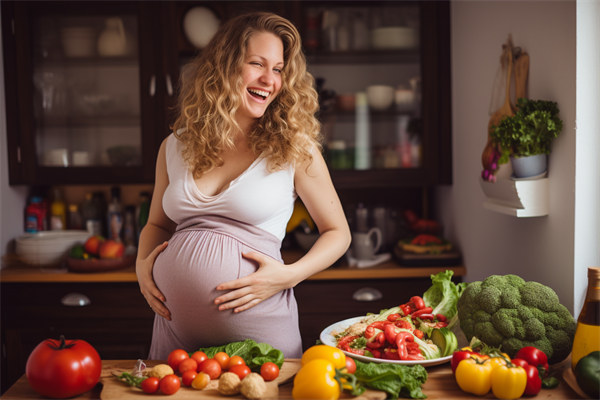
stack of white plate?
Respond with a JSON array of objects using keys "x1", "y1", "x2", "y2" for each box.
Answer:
[{"x1": 16, "y1": 230, "x2": 90, "y2": 267}]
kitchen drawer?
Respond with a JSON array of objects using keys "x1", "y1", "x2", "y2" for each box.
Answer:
[
  {"x1": 294, "y1": 277, "x2": 434, "y2": 350},
  {"x1": 2, "y1": 282, "x2": 152, "y2": 321}
]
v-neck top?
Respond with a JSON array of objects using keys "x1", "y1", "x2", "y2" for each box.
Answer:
[{"x1": 162, "y1": 133, "x2": 297, "y2": 240}]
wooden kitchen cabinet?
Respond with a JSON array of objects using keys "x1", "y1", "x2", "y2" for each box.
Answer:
[
  {"x1": 1, "y1": 1, "x2": 170, "y2": 184},
  {"x1": 2, "y1": 0, "x2": 450, "y2": 189},
  {"x1": 0, "y1": 281, "x2": 154, "y2": 394}
]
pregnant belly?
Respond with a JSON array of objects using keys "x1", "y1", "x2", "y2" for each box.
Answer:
[{"x1": 152, "y1": 227, "x2": 290, "y2": 347}]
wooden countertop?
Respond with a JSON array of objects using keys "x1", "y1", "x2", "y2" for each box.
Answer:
[
  {"x1": 1, "y1": 251, "x2": 465, "y2": 283},
  {"x1": 1, "y1": 359, "x2": 580, "y2": 399}
]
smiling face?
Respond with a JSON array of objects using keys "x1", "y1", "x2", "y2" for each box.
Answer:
[{"x1": 236, "y1": 31, "x2": 284, "y2": 130}]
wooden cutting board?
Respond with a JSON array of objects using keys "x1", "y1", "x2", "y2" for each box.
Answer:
[{"x1": 100, "y1": 359, "x2": 301, "y2": 399}]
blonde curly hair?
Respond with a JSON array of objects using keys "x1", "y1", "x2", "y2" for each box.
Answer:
[{"x1": 172, "y1": 11, "x2": 321, "y2": 177}]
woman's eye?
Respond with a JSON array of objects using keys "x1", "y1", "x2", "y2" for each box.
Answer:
[
  {"x1": 250, "y1": 61, "x2": 262, "y2": 67},
  {"x1": 273, "y1": 68, "x2": 282, "y2": 74}
]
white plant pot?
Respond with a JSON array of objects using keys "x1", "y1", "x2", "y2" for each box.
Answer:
[{"x1": 510, "y1": 153, "x2": 548, "y2": 178}]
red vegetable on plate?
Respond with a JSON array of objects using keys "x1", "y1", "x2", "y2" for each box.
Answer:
[{"x1": 26, "y1": 335, "x2": 102, "y2": 399}]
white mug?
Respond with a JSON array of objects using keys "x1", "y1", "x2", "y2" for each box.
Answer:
[{"x1": 352, "y1": 227, "x2": 382, "y2": 260}]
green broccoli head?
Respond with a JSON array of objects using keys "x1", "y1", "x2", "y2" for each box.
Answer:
[{"x1": 457, "y1": 274, "x2": 576, "y2": 364}]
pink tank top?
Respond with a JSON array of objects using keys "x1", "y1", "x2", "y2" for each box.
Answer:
[{"x1": 162, "y1": 134, "x2": 297, "y2": 240}]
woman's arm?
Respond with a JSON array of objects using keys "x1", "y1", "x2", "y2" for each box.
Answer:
[
  {"x1": 214, "y1": 148, "x2": 351, "y2": 312},
  {"x1": 286, "y1": 148, "x2": 352, "y2": 284},
  {"x1": 136, "y1": 138, "x2": 177, "y2": 320}
]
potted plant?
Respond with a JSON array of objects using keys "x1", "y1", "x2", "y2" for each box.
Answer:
[{"x1": 490, "y1": 98, "x2": 563, "y2": 178}]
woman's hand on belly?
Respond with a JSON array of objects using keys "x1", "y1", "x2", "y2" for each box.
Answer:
[
  {"x1": 136, "y1": 241, "x2": 171, "y2": 320},
  {"x1": 214, "y1": 252, "x2": 295, "y2": 313}
]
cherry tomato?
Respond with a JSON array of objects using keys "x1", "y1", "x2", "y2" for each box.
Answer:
[
  {"x1": 227, "y1": 355, "x2": 246, "y2": 369},
  {"x1": 198, "y1": 358, "x2": 222, "y2": 380},
  {"x1": 214, "y1": 351, "x2": 230, "y2": 369},
  {"x1": 191, "y1": 372, "x2": 211, "y2": 390},
  {"x1": 141, "y1": 377, "x2": 160, "y2": 394},
  {"x1": 229, "y1": 364, "x2": 251, "y2": 380},
  {"x1": 159, "y1": 374, "x2": 181, "y2": 395},
  {"x1": 25, "y1": 336, "x2": 102, "y2": 399},
  {"x1": 191, "y1": 351, "x2": 208, "y2": 368},
  {"x1": 167, "y1": 349, "x2": 189, "y2": 371},
  {"x1": 181, "y1": 369, "x2": 197, "y2": 387},
  {"x1": 178, "y1": 358, "x2": 198, "y2": 374},
  {"x1": 345, "y1": 356, "x2": 357, "y2": 374},
  {"x1": 260, "y1": 362, "x2": 280, "y2": 381}
]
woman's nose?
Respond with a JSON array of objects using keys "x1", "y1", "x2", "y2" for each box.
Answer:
[{"x1": 259, "y1": 69, "x2": 276, "y2": 85}]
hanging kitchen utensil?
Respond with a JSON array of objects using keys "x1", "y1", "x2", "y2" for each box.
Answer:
[
  {"x1": 513, "y1": 52, "x2": 530, "y2": 102},
  {"x1": 481, "y1": 38, "x2": 515, "y2": 174}
]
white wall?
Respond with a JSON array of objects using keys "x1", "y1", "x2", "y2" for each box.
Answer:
[{"x1": 439, "y1": 0, "x2": 583, "y2": 312}]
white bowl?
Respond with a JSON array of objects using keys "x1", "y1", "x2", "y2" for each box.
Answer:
[
  {"x1": 16, "y1": 230, "x2": 90, "y2": 266},
  {"x1": 371, "y1": 26, "x2": 418, "y2": 50},
  {"x1": 366, "y1": 85, "x2": 395, "y2": 110},
  {"x1": 182, "y1": 7, "x2": 220, "y2": 49},
  {"x1": 294, "y1": 231, "x2": 319, "y2": 252}
]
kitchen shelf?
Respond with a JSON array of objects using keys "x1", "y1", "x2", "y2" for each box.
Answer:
[
  {"x1": 306, "y1": 49, "x2": 420, "y2": 64},
  {"x1": 479, "y1": 176, "x2": 549, "y2": 217}
]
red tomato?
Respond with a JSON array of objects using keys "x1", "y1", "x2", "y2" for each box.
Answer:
[
  {"x1": 260, "y1": 362, "x2": 280, "y2": 381},
  {"x1": 181, "y1": 370, "x2": 198, "y2": 387},
  {"x1": 227, "y1": 355, "x2": 246, "y2": 369},
  {"x1": 515, "y1": 346, "x2": 549, "y2": 374},
  {"x1": 167, "y1": 349, "x2": 189, "y2": 371},
  {"x1": 191, "y1": 351, "x2": 208, "y2": 368},
  {"x1": 178, "y1": 358, "x2": 198, "y2": 374},
  {"x1": 345, "y1": 356, "x2": 357, "y2": 374},
  {"x1": 159, "y1": 374, "x2": 181, "y2": 395},
  {"x1": 198, "y1": 359, "x2": 222, "y2": 380},
  {"x1": 229, "y1": 364, "x2": 251, "y2": 380},
  {"x1": 451, "y1": 350, "x2": 475, "y2": 373},
  {"x1": 26, "y1": 335, "x2": 102, "y2": 398},
  {"x1": 214, "y1": 351, "x2": 230, "y2": 369},
  {"x1": 141, "y1": 377, "x2": 160, "y2": 394}
]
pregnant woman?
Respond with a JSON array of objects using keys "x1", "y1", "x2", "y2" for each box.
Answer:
[{"x1": 136, "y1": 12, "x2": 350, "y2": 360}]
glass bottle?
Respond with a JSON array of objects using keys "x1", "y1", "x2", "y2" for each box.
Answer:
[
  {"x1": 106, "y1": 186, "x2": 123, "y2": 242},
  {"x1": 81, "y1": 192, "x2": 102, "y2": 236},
  {"x1": 50, "y1": 187, "x2": 66, "y2": 230},
  {"x1": 67, "y1": 203, "x2": 83, "y2": 230},
  {"x1": 571, "y1": 267, "x2": 600, "y2": 369}
]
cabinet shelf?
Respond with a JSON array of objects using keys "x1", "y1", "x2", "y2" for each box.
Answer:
[
  {"x1": 480, "y1": 177, "x2": 549, "y2": 217},
  {"x1": 306, "y1": 49, "x2": 420, "y2": 64}
]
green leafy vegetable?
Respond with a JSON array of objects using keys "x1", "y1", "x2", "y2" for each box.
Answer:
[
  {"x1": 490, "y1": 98, "x2": 563, "y2": 163},
  {"x1": 353, "y1": 360, "x2": 428, "y2": 399},
  {"x1": 422, "y1": 270, "x2": 467, "y2": 329},
  {"x1": 195, "y1": 339, "x2": 284, "y2": 371}
]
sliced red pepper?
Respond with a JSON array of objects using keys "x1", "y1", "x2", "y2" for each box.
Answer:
[
  {"x1": 394, "y1": 319, "x2": 413, "y2": 330},
  {"x1": 435, "y1": 313, "x2": 447, "y2": 322},
  {"x1": 413, "y1": 329, "x2": 424, "y2": 339},
  {"x1": 410, "y1": 296, "x2": 426, "y2": 310},
  {"x1": 337, "y1": 335, "x2": 359, "y2": 351},
  {"x1": 387, "y1": 313, "x2": 401, "y2": 322},
  {"x1": 414, "y1": 313, "x2": 435, "y2": 321},
  {"x1": 410, "y1": 307, "x2": 433, "y2": 317},
  {"x1": 400, "y1": 304, "x2": 413, "y2": 316}
]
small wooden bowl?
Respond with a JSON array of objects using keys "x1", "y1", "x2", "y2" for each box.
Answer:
[{"x1": 66, "y1": 254, "x2": 135, "y2": 273}]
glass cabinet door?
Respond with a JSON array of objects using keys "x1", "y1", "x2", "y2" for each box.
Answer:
[{"x1": 32, "y1": 13, "x2": 141, "y2": 168}]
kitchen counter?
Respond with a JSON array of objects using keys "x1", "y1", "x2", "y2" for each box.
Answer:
[
  {"x1": 1, "y1": 359, "x2": 581, "y2": 399},
  {"x1": 1, "y1": 251, "x2": 465, "y2": 283}
]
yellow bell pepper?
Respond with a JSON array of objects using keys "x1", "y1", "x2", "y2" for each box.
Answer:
[
  {"x1": 491, "y1": 363, "x2": 527, "y2": 399},
  {"x1": 301, "y1": 345, "x2": 346, "y2": 369},
  {"x1": 455, "y1": 357, "x2": 493, "y2": 396},
  {"x1": 292, "y1": 359, "x2": 340, "y2": 400},
  {"x1": 488, "y1": 355, "x2": 509, "y2": 370}
]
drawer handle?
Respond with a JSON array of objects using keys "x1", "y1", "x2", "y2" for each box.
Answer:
[
  {"x1": 61, "y1": 293, "x2": 91, "y2": 307},
  {"x1": 352, "y1": 287, "x2": 383, "y2": 302}
]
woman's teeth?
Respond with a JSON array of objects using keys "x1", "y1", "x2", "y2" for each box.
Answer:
[{"x1": 248, "y1": 88, "x2": 269, "y2": 100}]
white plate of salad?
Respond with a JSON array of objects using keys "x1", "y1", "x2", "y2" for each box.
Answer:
[{"x1": 320, "y1": 316, "x2": 453, "y2": 367}]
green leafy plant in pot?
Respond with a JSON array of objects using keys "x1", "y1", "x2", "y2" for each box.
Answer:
[{"x1": 490, "y1": 98, "x2": 563, "y2": 178}]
